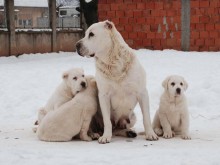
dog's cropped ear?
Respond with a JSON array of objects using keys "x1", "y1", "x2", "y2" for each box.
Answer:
[
  {"x1": 104, "y1": 20, "x2": 113, "y2": 30},
  {"x1": 183, "y1": 78, "x2": 188, "y2": 90},
  {"x1": 162, "y1": 76, "x2": 171, "y2": 90},
  {"x1": 62, "y1": 72, "x2": 69, "y2": 79}
]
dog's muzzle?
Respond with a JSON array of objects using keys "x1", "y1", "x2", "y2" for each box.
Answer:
[{"x1": 76, "y1": 42, "x2": 83, "y2": 56}]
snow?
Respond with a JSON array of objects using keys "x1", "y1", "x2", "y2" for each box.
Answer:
[{"x1": 0, "y1": 49, "x2": 220, "y2": 164}]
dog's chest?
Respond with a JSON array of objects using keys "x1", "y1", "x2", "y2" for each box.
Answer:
[{"x1": 166, "y1": 104, "x2": 182, "y2": 127}]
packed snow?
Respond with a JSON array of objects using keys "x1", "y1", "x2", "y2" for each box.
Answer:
[{"x1": 0, "y1": 49, "x2": 220, "y2": 165}]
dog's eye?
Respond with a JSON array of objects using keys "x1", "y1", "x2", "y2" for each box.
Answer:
[
  {"x1": 180, "y1": 82, "x2": 183, "y2": 86},
  {"x1": 73, "y1": 77, "x2": 77, "y2": 80},
  {"x1": 171, "y1": 82, "x2": 175, "y2": 86},
  {"x1": 82, "y1": 75, "x2": 84, "y2": 77},
  {"x1": 89, "y1": 32, "x2": 94, "y2": 38}
]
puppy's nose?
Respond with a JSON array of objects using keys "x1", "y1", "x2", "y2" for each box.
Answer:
[
  {"x1": 81, "y1": 81, "x2": 86, "y2": 88},
  {"x1": 176, "y1": 88, "x2": 181, "y2": 94},
  {"x1": 76, "y1": 42, "x2": 81, "y2": 50}
]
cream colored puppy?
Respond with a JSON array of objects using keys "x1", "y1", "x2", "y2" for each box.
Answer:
[
  {"x1": 37, "y1": 68, "x2": 87, "y2": 124},
  {"x1": 153, "y1": 75, "x2": 191, "y2": 140},
  {"x1": 37, "y1": 75, "x2": 98, "y2": 142}
]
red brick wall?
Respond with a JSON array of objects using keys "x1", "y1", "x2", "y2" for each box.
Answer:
[
  {"x1": 190, "y1": 0, "x2": 220, "y2": 51},
  {"x1": 98, "y1": 0, "x2": 220, "y2": 51}
]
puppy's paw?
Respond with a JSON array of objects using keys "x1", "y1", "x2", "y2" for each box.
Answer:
[
  {"x1": 81, "y1": 135, "x2": 93, "y2": 142},
  {"x1": 181, "y1": 134, "x2": 191, "y2": 140},
  {"x1": 145, "y1": 131, "x2": 159, "y2": 141},
  {"x1": 90, "y1": 133, "x2": 100, "y2": 140},
  {"x1": 98, "y1": 136, "x2": 111, "y2": 144},
  {"x1": 154, "y1": 128, "x2": 163, "y2": 136},
  {"x1": 163, "y1": 131, "x2": 174, "y2": 139}
]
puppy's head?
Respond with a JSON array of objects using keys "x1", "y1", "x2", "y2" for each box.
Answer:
[
  {"x1": 62, "y1": 68, "x2": 87, "y2": 95},
  {"x1": 76, "y1": 20, "x2": 115, "y2": 58},
  {"x1": 162, "y1": 75, "x2": 188, "y2": 98}
]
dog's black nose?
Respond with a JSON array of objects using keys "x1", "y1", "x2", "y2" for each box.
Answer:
[
  {"x1": 176, "y1": 88, "x2": 181, "y2": 94},
  {"x1": 81, "y1": 81, "x2": 86, "y2": 88}
]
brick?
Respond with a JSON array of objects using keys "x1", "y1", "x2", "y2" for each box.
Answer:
[
  {"x1": 128, "y1": 18, "x2": 135, "y2": 24},
  {"x1": 200, "y1": 1, "x2": 210, "y2": 8},
  {"x1": 121, "y1": 31, "x2": 128, "y2": 39},
  {"x1": 111, "y1": 18, "x2": 119, "y2": 25},
  {"x1": 166, "y1": 39, "x2": 177, "y2": 46},
  {"x1": 196, "y1": 24, "x2": 205, "y2": 30},
  {"x1": 190, "y1": 46, "x2": 199, "y2": 51},
  {"x1": 133, "y1": 11, "x2": 142, "y2": 17},
  {"x1": 143, "y1": 39, "x2": 151, "y2": 46},
  {"x1": 124, "y1": 25, "x2": 133, "y2": 32},
  {"x1": 150, "y1": 25, "x2": 158, "y2": 32},
  {"x1": 99, "y1": 11, "x2": 107, "y2": 17},
  {"x1": 210, "y1": 1, "x2": 220, "y2": 7},
  {"x1": 119, "y1": 4, "x2": 127, "y2": 10},
  {"x1": 107, "y1": 11, "x2": 115, "y2": 18},
  {"x1": 133, "y1": 25, "x2": 142, "y2": 32},
  {"x1": 212, "y1": 16, "x2": 220, "y2": 23},
  {"x1": 124, "y1": 11, "x2": 134, "y2": 17},
  {"x1": 155, "y1": 33, "x2": 163, "y2": 39},
  {"x1": 119, "y1": 18, "x2": 128, "y2": 24},
  {"x1": 209, "y1": 46, "x2": 219, "y2": 51},
  {"x1": 110, "y1": 4, "x2": 119, "y2": 10},
  {"x1": 200, "y1": 31, "x2": 209, "y2": 38},
  {"x1": 215, "y1": 39, "x2": 220, "y2": 46},
  {"x1": 137, "y1": 3, "x2": 146, "y2": 10},
  {"x1": 205, "y1": 39, "x2": 215, "y2": 46},
  {"x1": 143, "y1": 10, "x2": 151, "y2": 17},
  {"x1": 199, "y1": 16, "x2": 210, "y2": 23},
  {"x1": 125, "y1": 39, "x2": 133, "y2": 46},
  {"x1": 210, "y1": 31, "x2": 219, "y2": 38},
  {"x1": 129, "y1": 32, "x2": 138, "y2": 39},
  {"x1": 146, "y1": 17, "x2": 155, "y2": 24},
  {"x1": 158, "y1": 10, "x2": 166, "y2": 17},
  {"x1": 167, "y1": 10, "x2": 177, "y2": 17},
  {"x1": 155, "y1": 2, "x2": 163, "y2": 10},
  {"x1": 215, "y1": 24, "x2": 220, "y2": 30},
  {"x1": 136, "y1": 17, "x2": 145, "y2": 24},
  {"x1": 151, "y1": 10, "x2": 161, "y2": 17},
  {"x1": 147, "y1": 32, "x2": 156, "y2": 39},
  {"x1": 107, "y1": 0, "x2": 115, "y2": 3},
  {"x1": 196, "y1": 39, "x2": 204, "y2": 46},
  {"x1": 142, "y1": 24, "x2": 150, "y2": 31},
  {"x1": 133, "y1": 39, "x2": 143, "y2": 47},
  {"x1": 191, "y1": 31, "x2": 200, "y2": 39},
  {"x1": 206, "y1": 8, "x2": 215, "y2": 15},
  {"x1": 172, "y1": 1, "x2": 181, "y2": 8},
  {"x1": 137, "y1": 32, "x2": 147, "y2": 39},
  {"x1": 206, "y1": 24, "x2": 214, "y2": 31},
  {"x1": 116, "y1": 11, "x2": 124, "y2": 17},
  {"x1": 190, "y1": 23, "x2": 196, "y2": 30},
  {"x1": 99, "y1": 0, "x2": 107, "y2": 4},
  {"x1": 164, "y1": 3, "x2": 172, "y2": 9},
  {"x1": 145, "y1": 2, "x2": 155, "y2": 9},
  {"x1": 191, "y1": 1, "x2": 199, "y2": 8},
  {"x1": 127, "y1": 3, "x2": 137, "y2": 10},
  {"x1": 98, "y1": 4, "x2": 110, "y2": 11}
]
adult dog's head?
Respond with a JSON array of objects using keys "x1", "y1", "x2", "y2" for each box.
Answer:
[
  {"x1": 162, "y1": 75, "x2": 188, "y2": 98},
  {"x1": 76, "y1": 20, "x2": 120, "y2": 59}
]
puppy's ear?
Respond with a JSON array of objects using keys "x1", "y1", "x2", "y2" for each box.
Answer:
[
  {"x1": 62, "y1": 72, "x2": 68, "y2": 79},
  {"x1": 104, "y1": 20, "x2": 113, "y2": 30},
  {"x1": 183, "y1": 78, "x2": 188, "y2": 90},
  {"x1": 162, "y1": 76, "x2": 171, "y2": 90}
]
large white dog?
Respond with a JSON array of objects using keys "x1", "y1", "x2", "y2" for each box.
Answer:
[
  {"x1": 37, "y1": 75, "x2": 98, "y2": 142},
  {"x1": 37, "y1": 68, "x2": 87, "y2": 124},
  {"x1": 76, "y1": 20, "x2": 158, "y2": 143},
  {"x1": 152, "y1": 75, "x2": 191, "y2": 140}
]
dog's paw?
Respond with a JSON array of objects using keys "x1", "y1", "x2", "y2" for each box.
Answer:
[
  {"x1": 154, "y1": 128, "x2": 163, "y2": 136},
  {"x1": 81, "y1": 136, "x2": 93, "y2": 142},
  {"x1": 145, "y1": 131, "x2": 159, "y2": 141},
  {"x1": 181, "y1": 134, "x2": 191, "y2": 140},
  {"x1": 90, "y1": 133, "x2": 100, "y2": 140},
  {"x1": 98, "y1": 136, "x2": 111, "y2": 144},
  {"x1": 126, "y1": 130, "x2": 137, "y2": 138},
  {"x1": 163, "y1": 131, "x2": 174, "y2": 139}
]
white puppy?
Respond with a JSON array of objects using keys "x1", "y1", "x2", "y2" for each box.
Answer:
[
  {"x1": 76, "y1": 20, "x2": 158, "y2": 143},
  {"x1": 37, "y1": 68, "x2": 87, "y2": 124},
  {"x1": 152, "y1": 75, "x2": 191, "y2": 140},
  {"x1": 37, "y1": 75, "x2": 98, "y2": 142}
]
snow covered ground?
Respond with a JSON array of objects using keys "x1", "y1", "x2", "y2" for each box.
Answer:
[{"x1": 0, "y1": 49, "x2": 220, "y2": 165}]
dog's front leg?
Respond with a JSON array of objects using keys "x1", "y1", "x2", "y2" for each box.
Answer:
[
  {"x1": 98, "y1": 93, "x2": 112, "y2": 144},
  {"x1": 180, "y1": 113, "x2": 191, "y2": 140},
  {"x1": 159, "y1": 113, "x2": 174, "y2": 139},
  {"x1": 138, "y1": 89, "x2": 158, "y2": 140}
]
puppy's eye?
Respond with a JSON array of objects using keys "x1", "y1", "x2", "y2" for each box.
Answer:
[
  {"x1": 180, "y1": 82, "x2": 183, "y2": 86},
  {"x1": 73, "y1": 77, "x2": 77, "y2": 80},
  {"x1": 171, "y1": 82, "x2": 175, "y2": 86},
  {"x1": 82, "y1": 75, "x2": 84, "y2": 77},
  {"x1": 89, "y1": 32, "x2": 94, "y2": 38}
]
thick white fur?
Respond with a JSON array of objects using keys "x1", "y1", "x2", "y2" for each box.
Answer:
[
  {"x1": 152, "y1": 75, "x2": 191, "y2": 140},
  {"x1": 37, "y1": 68, "x2": 87, "y2": 124},
  {"x1": 76, "y1": 20, "x2": 158, "y2": 143},
  {"x1": 37, "y1": 75, "x2": 98, "y2": 142}
]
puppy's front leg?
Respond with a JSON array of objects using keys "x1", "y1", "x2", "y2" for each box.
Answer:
[
  {"x1": 180, "y1": 113, "x2": 191, "y2": 140},
  {"x1": 159, "y1": 113, "x2": 174, "y2": 139},
  {"x1": 80, "y1": 117, "x2": 93, "y2": 141},
  {"x1": 138, "y1": 89, "x2": 158, "y2": 140},
  {"x1": 98, "y1": 93, "x2": 112, "y2": 144}
]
